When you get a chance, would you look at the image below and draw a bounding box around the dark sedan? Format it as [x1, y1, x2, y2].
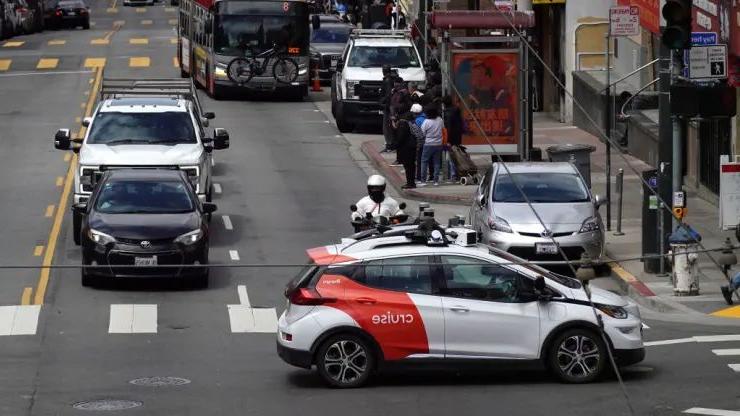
[45, 0, 88, 29]
[75, 169, 216, 288]
[310, 22, 352, 83]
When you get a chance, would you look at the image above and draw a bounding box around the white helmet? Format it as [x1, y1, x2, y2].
[367, 175, 386, 187]
[367, 175, 387, 202]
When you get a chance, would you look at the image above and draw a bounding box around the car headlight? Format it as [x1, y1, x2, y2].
[88, 228, 116, 245]
[345, 80, 358, 99]
[214, 64, 228, 79]
[79, 166, 99, 193]
[298, 64, 308, 75]
[579, 216, 600, 233]
[174, 229, 203, 245]
[488, 216, 512, 233]
[595, 303, 628, 319]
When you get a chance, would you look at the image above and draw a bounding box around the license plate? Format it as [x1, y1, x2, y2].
[68, 11, 75, 15]
[377, 110, 384, 115]
[134, 256, 157, 266]
[535, 243, 558, 255]
[330, 59, 337, 67]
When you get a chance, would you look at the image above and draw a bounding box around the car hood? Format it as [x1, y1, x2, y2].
[89, 212, 200, 240]
[493, 202, 595, 233]
[80, 143, 202, 166]
[571, 286, 628, 308]
[311, 44, 345, 55]
[343, 66, 426, 82]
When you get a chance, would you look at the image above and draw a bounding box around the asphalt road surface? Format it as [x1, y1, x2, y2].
[2, 2, 740, 415]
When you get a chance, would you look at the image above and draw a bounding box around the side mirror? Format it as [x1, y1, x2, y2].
[82, 117, 92, 127]
[54, 128, 71, 150]
[350, 204, 358, 212]
[593, 194, 606, 208]
[203, 112, 215, 120]
[399, 202, 406, 210]
[311, 14, 320, 30]
[533, 276, 552, 301]
[336, 60, 344, 71]
[201, 118, 209, 128]
[213, 128, 230, 150]
[202, 202, 217, 214]
[71, 202, 87, 214]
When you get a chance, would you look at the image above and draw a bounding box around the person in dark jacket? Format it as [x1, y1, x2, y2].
[379, 65, 395, 152]
[394, 112, 418, 189]
[443, 95, 463, 180]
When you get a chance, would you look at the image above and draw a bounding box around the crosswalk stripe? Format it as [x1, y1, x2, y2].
[168, 18, 177, 25]
[729, 364, 740, 372]
[170, 37, 177, 44]
[48, 40, 66, 46]
[684, 408, 740, 415]
[36, 58, 59, 69]
[135, 7, 146, 12]
[0, 59, 10, 71]
[173, 56, 179, 67]
[228, 286, 278, 333]
[695, 335, 740, 343]
[106, 7, 118, 12]
[109, 304, 157, 333]
[129, 38, 149, 45]
[0, 305, 41, 335]
[2, 41, 24, 47]
[129, 57, 150, 67]
[213, 183, 222, 194]
[141, 19, 153, 25]
[712, 349, 740, 356]
[229, 250, 240, 261]
[164, 6, 175, 11]
[91, 38, 110, 45]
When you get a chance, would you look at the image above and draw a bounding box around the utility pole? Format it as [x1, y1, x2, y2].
[671, 49, 683, 230]
[657, 44, 673, 276]
[604, 26, 612, 231]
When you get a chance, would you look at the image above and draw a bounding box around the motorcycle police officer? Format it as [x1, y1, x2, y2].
[351, 175, 403, 220]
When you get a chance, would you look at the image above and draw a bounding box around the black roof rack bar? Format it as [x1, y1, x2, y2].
[99, 78, 206, 116]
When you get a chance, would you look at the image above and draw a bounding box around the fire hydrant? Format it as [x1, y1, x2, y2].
[668, 225, 702, 296]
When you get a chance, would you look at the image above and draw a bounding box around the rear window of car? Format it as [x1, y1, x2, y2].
[59, 0, 85, 6]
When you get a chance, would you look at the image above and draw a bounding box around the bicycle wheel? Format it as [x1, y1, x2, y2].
[272, 57, 299, 84]
[227, 57, 255, 85]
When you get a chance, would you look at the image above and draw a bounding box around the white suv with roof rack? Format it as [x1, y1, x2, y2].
[277, 219, 645, 388]
[330, 29, 425, 132]
[53, 78, 230, 245]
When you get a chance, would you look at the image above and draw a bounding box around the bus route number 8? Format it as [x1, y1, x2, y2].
[283, 2, 289, 12]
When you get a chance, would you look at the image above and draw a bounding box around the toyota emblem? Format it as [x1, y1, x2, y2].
[140, 241, 152, 249]
[540, 229, 552, 238]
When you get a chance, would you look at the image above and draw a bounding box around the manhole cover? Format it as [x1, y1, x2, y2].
[72, 400, 142, 411]
[129, 376, 191, 387]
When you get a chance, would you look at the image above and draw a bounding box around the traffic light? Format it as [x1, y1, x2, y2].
[661, 0, 692, 49]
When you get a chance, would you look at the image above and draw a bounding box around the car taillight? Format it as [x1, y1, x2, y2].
[288, 288, 335, 305]
[80, 8, 88, 13]
[55, 9, 62, 15]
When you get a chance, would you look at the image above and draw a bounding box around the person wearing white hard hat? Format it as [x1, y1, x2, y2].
[352, 175, 402, 220]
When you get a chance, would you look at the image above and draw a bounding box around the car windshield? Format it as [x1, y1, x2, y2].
[347, 46, 420, 68]
[492, 173, 590, 203]
[95, 180, 195, 214]
[214, 15, 309, 56]
[311, 26, 350, 43]
[58, 0, 85, 7]
[87, 112, 196, 145]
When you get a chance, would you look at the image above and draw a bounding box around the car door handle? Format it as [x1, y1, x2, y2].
[355, 297, 377, 305]
[449, 306, 469, 313]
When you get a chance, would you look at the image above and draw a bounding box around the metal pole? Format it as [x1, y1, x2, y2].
[605, 29, 612, 231]
[614, 168, 624, 236]
[658, 201, 666, 276]
[657, 44, 674, 276]
[671, 51, 683, 230]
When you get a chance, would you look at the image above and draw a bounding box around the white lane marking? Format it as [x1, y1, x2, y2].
[0, 70, 94, 78]
[683, 408, 740, 415]
[222, 215, 233, 230]
[229, 250, 240, 261]
[0, 305, 40, 336]
[213, 183, 222, 194]
[645, 334, 740, 347]
[729, 364, 740, 372]
[237, 284, 250, 306]
[109, 304, 157, 334]
[211, 157, 215, 167]
[228, 285, 277, 333]
[644, 337, 695, 347]
[641, 323, 650, 329]
[712, 349, 740, 356]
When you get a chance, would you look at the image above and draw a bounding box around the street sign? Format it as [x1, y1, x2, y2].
[691, 32, 718, 45]
[688, 44, 728, 80]
[719, 156, 740, 230]
[493, 0, 512, 11]
[609, 5, 640, 37]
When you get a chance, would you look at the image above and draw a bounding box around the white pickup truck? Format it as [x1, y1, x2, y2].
[53, 78, 230, 245]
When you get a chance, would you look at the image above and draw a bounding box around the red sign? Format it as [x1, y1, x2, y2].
[617, 0, 660, 34]
[451, 52, 519, 152]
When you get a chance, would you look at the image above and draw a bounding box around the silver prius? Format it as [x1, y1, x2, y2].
[471, 162, 605, 263]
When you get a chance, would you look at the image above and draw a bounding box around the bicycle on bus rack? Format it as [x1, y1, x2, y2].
[227, 43, 299, 85]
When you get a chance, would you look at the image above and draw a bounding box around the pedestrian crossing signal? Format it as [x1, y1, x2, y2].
[673, 207, 686, 219]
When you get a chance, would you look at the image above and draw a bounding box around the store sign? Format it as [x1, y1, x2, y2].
[610, 5, 640, 36]
[617, 0, 661, 34]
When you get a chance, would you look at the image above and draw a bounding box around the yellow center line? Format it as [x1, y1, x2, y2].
[45, 205, 55, 218]
[55, 176, 64, 187]
[34, 67, 103, 305]
[34, 246, 44, 257]
[21, 287, 32, 305]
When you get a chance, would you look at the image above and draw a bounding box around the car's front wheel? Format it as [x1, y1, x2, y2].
[548, 328, 607, 383]
[316, 334, 375, 388]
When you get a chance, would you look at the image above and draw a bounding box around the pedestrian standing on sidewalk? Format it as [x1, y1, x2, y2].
[394, 112, 418, 189]
[379, 65, 395, 153]
[721, 272, 740, 305]
[388, 78, 410, 165]
[442, 95, 463, 181]
[410, 103, 425, 181]
[419, 104, 444, 186]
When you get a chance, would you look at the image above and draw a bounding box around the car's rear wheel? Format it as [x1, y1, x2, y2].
[316, 334, 375, 388]
[548, 328, 607, 384]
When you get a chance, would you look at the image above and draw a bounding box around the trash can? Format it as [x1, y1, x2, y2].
[546, 144, 596, 187]
[668, 225, 702, 296]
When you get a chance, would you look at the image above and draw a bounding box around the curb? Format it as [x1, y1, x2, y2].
[605, 260, 685, 313]
[360, 140, 473, 206]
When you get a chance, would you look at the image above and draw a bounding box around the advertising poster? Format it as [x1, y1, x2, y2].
[451, 51, 519, 154]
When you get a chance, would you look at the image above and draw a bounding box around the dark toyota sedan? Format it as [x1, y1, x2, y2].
[310, 22, 352, 82]
[45, 0, 89, 29]
[75, 169, 216, 288]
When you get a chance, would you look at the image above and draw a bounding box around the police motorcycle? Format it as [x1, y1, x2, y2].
[350, 175, 410, 233]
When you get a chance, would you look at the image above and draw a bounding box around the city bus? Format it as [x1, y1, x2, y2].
[177, 0, 311, 99]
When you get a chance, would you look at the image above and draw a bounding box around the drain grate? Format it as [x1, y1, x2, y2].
[129, 376, 191, 387]
[72, 400, 143, 411]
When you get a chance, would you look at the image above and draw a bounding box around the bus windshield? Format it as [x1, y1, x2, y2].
[214, 15, 308, 56]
